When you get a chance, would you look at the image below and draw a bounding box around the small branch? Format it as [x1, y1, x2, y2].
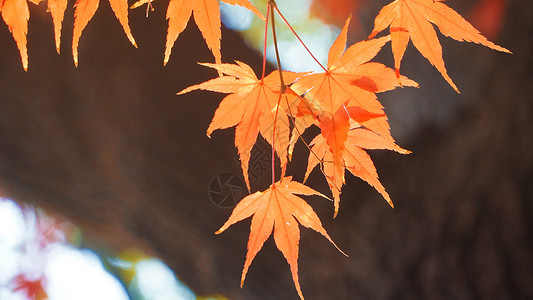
[270, 1, 286, 91]
[269, 0, 285, 186]
[270, 0, 331, 189]
[272, 92, 283, 185]
[261, 6, 271, 80]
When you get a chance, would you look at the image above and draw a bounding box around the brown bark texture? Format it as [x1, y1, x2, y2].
[0, 1, 531, 299]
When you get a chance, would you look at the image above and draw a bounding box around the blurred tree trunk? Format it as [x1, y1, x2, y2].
[0, 1, 531, 299]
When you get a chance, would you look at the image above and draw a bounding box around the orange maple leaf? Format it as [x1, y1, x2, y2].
[73, 0, 137, 66]
[163, 0, 264, 66]
[287, 99, 383, 163]
[216, 176, 344, 300]
[48, 0, 68, 54]
[289, 17, 416, 214]
[368, 0, 511, 92]
[316, 104, 350, 187]
[305, 124, 410, 214]
[178, 61, 302, 190]
[1, 0, 30, 70]
[292, 17, 417, 144]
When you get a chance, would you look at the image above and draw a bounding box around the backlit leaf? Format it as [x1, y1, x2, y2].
[108, 0, 137, 47]
[47, 0, 68, 53]
[1, 0, 30, 70]
[72, 0, 99, 66]
[216, 177, 342, 300]
[178, 62, 304, 190]
[306, 127, 410, 213]
[369, 0, 511, 92]
[162, 0, 264, 66]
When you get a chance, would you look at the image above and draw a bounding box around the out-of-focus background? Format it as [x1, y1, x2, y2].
[0, 0, 531, 299]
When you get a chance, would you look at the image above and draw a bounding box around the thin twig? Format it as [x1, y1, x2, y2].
[272, 3, 327, 72]
[261, 6, 271, 80]
[270, 1, 286, 91]
[269, 1, 284, 186]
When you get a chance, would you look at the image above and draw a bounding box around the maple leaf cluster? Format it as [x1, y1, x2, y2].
[1, 0, 510, 298]
[181, 15, 417, 297]
[178, 1, 509, 298]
